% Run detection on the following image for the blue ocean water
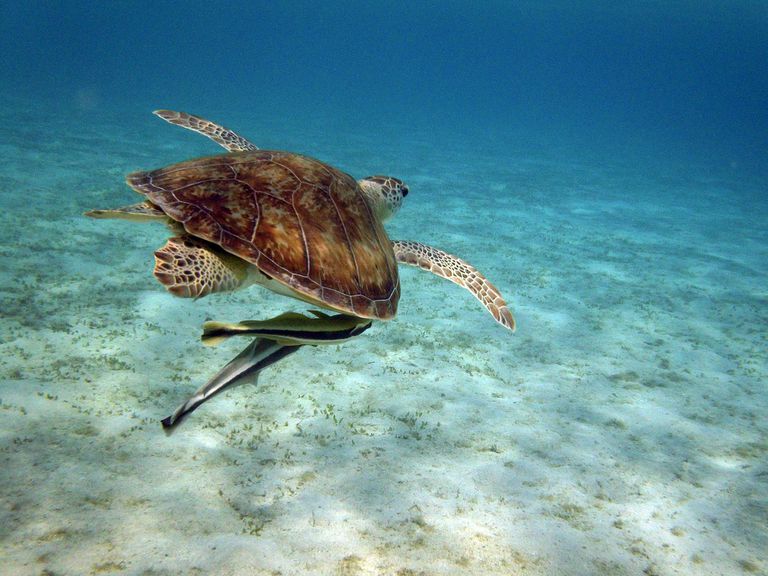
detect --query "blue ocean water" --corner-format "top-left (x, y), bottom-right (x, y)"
top-left (1, 2), bottom-right (766, 575)
top-left (2, 1), bottom-right (767, 174)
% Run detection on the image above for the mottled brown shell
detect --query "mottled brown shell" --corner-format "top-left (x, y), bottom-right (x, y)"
top-left (126, 151), bottom-right (399, 319)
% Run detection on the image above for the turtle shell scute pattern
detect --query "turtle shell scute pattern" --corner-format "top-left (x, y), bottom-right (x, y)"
top-left (127, 151), bottom-right (399, 319)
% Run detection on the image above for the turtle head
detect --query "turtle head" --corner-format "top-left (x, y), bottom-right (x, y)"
top-left (358, 176), bottom-right (409, 222)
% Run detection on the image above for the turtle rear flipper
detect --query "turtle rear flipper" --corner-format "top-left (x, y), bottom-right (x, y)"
top-left (154, 235), bottom-right (250, 298)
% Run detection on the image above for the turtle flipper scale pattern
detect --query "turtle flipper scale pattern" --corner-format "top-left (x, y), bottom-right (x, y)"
top-left (154, 110), bottom-right (259, 152)
top-left (393, 240), bottom-right (515, 331)
top-left (154, 235), bottom-right (249, 298)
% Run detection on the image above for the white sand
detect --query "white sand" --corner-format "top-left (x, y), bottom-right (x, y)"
top-left (0, 100), bottom-right (766, 575)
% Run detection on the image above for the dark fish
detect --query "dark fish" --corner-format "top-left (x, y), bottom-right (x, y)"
top-left (162, 311), bottom-right (373, 429)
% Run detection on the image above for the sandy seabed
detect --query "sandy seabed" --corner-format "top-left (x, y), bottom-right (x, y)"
top-left (1, 101), bottom-right (766, 575)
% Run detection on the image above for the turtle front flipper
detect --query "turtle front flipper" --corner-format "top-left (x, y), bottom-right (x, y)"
top-left (392, 240), bottom-right (515, 331)
top-left (153, 110), bottom-right (259, 152)
top-left (154, 235), bottom-right (250, 298)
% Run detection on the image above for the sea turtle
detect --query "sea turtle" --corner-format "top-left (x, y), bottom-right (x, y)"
top-left (86, 110), bottom-right (515, 426)
top-left (88, 110), bottom-right (515, 329)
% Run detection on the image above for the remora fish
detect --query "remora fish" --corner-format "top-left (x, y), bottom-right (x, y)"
top-left (162, 311), bottom-right (372, 429)
top-left (201, 310), bottom-right (373, 346)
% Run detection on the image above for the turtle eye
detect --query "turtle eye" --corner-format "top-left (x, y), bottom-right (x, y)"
top-left (401, 186), bottom-right (409, 197)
